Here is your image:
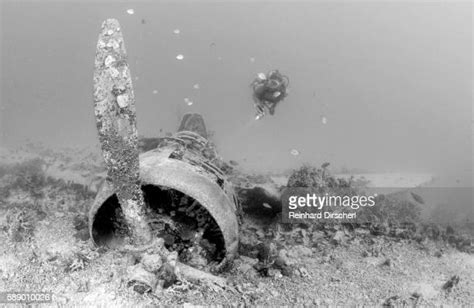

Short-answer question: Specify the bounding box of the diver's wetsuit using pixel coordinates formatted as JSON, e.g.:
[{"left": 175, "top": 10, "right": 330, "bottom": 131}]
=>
[
  {"left": 252, "top": 83, "right": 269, "bottom": 117},
  {"left": 252, "top": 71, "right": 287, "bottom": 117}
]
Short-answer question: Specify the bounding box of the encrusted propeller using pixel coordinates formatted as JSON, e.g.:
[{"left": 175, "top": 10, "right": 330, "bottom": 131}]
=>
[{"left": 93, "top": 19, "right": 151, "bottom": 245}]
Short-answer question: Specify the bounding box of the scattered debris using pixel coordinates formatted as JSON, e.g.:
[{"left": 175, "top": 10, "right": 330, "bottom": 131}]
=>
[
  {"left": 383, "top": 295, "right": 401, "bottom": 307},
  {"left": 159, "top": 262, "right": 178, "bottom": 289},
  {"left": 297, "top": 267, "right": 310, "bottom": 278},
  {"left": 410, "top": 192, "right": 425, "bottom": 204},
  {"left": 442, "top": 275, "right": 460, "bottom": 292},
  {"left": 409, "top": 292, "right": 422, "bottom": 305},
  {"left": 1, "top": 146, "right": 474, "bottom": 305},
  {"left": 127, "top": 263, "right": 157, "bottom": 294},
  {"left": 177, "top": 262, "right": 227, "bottom": 287},
  {"left": 332, "top": 230, "right": 346, "bottom": 245},
  {"left": 66, "top": 252, "right": 93, "bottom": 273},
  {"left": 141, "top": 253, "right": 163, "bottom": 272},
  {"left": 5, "top": 207, "right": 35, "bottom": 242},
  {"left": 253, "top": 241, "right": 278, "bottom": 276}
]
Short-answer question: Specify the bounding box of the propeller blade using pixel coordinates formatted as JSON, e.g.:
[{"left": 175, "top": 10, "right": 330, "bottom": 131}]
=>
[{"left": 93, "top": 19, "right": 151, "bottom": 244}]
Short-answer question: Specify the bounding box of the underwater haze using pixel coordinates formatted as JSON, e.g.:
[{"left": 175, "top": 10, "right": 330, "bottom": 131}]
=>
[{"left": 1, "top": 1, "right": 472, "bottom": 185}]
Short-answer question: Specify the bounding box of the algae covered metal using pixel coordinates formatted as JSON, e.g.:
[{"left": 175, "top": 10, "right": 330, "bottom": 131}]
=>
[
  {"left": 90, "top": 19, "right": 239, "bottom": 266},
  {"left": 93, "top": 19, "right": 151, "bottom": 245}
]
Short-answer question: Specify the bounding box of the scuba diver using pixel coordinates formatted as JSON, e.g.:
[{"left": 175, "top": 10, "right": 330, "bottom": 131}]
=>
[{"left": 251, "top": 70, "right": 289, "bottom": 120}]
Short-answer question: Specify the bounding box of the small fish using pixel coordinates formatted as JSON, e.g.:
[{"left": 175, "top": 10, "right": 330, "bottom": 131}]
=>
[
  {"left": 250, "top": 57, "right": 255, "bottom": 63},
  {"left": 229, "top": 160, "right": 238, "bottom": 166},
  {"left": 126, "top": 9, "right": 135, "bottom": 15},
  {"left": 176, "top": 54, "right": 184, "bottom": 60},
  {"left": 141, "top": 19, "right": 146, "bottom": 24},
  {"left": 321, "top": 116, "right": 327, "bottom": 125},
  {"left": 321, "top": 162, "right": 330, "bottom": 169},
  {"left": 257, "top": 73, "right": 266, "bottom": 80},
  {"left": 410, "top": 192, "right": 425, "bottom": 204},
  {"left": 262, "top": 203, "right": 272, "bottom": 209},
  {"left": 290, "top": 149, "right": 299, "bottom": 156},
  {"left": 152, "top": 90, "right": 158, "bottom": 94},
  {"left": 193, "top": 84, "right": 200, "bottom": 89},
  {"left": 173, "top": 29, "right": 180, "bottom": 34},
  {"left": 273, "top": 91, "right": 281, "bottom": 98}
]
